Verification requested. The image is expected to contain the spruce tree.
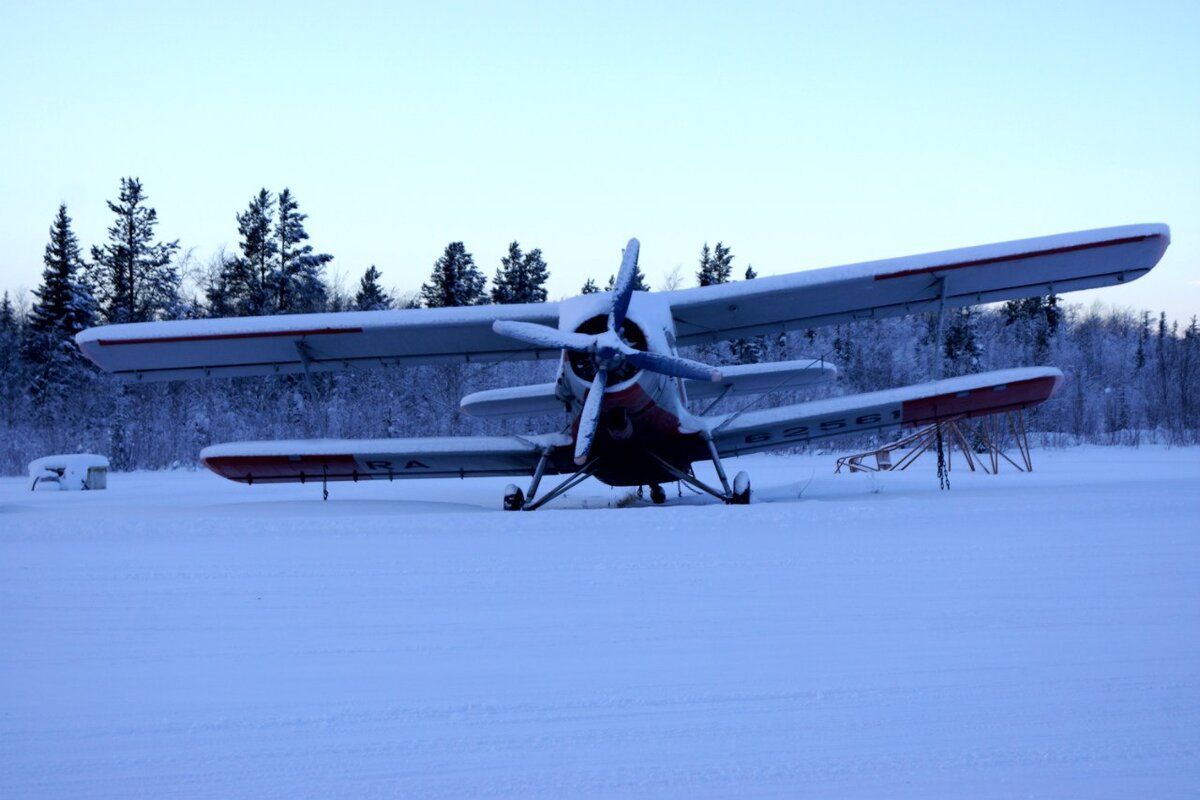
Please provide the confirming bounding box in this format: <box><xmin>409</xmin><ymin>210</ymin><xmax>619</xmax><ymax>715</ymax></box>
<box><xmin>697</xmin><ymin>241</ymin><xmax>734</xmax><ymax>286</ymax></box>
<box><xmin>0</xmin><ymin>291</ymin><xmax>14</xmax><ymax>335</ymax></box>
<box><xmin>422</xmin><ymin>242</ymin><xmax>486</xmax><ymax>307</ymax></box>
<box><xmin>580</xmin><ymin>278</ymin><xmax>599</xmax><ymax>294</ymax></box>
<box><xmin>491</xmin><ymin>241</ymin><xmax>550</xmax><ymax>304</ymax></box>
<box><xmin>275</xmin><ymin>188</ymin><xmax>332</xmax><ymax>313</ymax></box>
<box><xmin>28</xmin><ymin>204</ymin><xmax>94</xmax><ymax>341</ymax></box>
<box><xmin>24</xmin><ymin>205</ymin><xmax>97</xmax><ymax>404</ymax></box>
<box><xmin>223</xmin><ymin>189</ymin><xmax>277</xmax><ymax>315</ymax></box>
<box><xmin>355</xmin><ymin>265</ymin><xmax>392</xmax><ymax>310</ymax></box>
<box><xmin>90</xmin><ymin>177</ymin><xmax>181</xmax><ymax>323</ymax></box>
<box><xmin>942</xmin><ymin>306</ymin><xmax>983</xmax><ymax>374</ymax></box>
<box><xmin>604</xmin><ymin>267</ymin><xmax>650</xmax><ymax>292</ymax></box>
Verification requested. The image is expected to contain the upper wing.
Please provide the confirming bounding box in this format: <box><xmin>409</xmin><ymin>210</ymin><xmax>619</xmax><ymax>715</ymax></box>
<box><xmin>75</xmin><ymin>302</ymin><xmax>561</xmax><ymax>381</ymax></box>
<box><xmin>201</xmin><ymin>432</ymin><xmax>571</xmax><ymax>484</ymax></box>
<box><xmin>669</xmin><ymin>224</ymin><xmax>1169</xmax><ymax>345</ymax></box>
<box><xmin>709</xmin><ymin>367</ymin><xmax>1062</xmax><ymax>458</ymax></box>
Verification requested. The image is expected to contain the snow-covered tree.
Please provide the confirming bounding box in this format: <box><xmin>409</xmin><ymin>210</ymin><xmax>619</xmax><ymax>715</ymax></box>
<box><xmin>491</xmin><ymin>241</ymin><xmax>549</xmax><ymax>304</ymax></box>
<box><xmin>354</xmin><ymin>265</ymin><xmax>392</xmax><ymax>310</ymax></box>
<box><xmin>942</xmin><ymin>306</ymin><xmax>983</xmax><ymax>374</ymax></box>
<box><xmin>422</xmin><ymin>242</ymin><xmax>486</xmax><ymax>307</ymax></box>
<box><xmin>90</xmin><ymin>177</ymin><xmax>181</xmax><ymax>323</ymax></box>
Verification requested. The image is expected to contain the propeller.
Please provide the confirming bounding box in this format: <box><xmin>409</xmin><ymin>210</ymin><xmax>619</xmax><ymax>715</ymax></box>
<box><xmin>492</xmin><ymin>238</ymin><xmax>724</xmax><ymax>465</ymax></box>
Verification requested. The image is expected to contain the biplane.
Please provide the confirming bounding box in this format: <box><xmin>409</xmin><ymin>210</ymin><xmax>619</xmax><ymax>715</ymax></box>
<box><xmin>76</xmin><ymin>224</ymin><xmax>1169</xmax><ymax>509</ymax></box>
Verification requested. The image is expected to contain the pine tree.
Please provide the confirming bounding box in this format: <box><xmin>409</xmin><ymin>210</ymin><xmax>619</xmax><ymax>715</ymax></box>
<box><xmin>223</xmin><ymin>189</ymin><xmax>277</xmax><ymax>315</ymax></box>
<box><xmin>580</xmin><ymin>278</ymin><xmax>599</xmax><ymax>294</ymax></box>
<box><xmin>355</xmin><ymin>265</ymin><xmax>392</xmax><ymax>310</ymax></box>
<box><xmin>604</xmin><ymin>267</ymin><xmax>650</xmax><ymax>292</ymax></box>
<box><xmin>942</xmin><ymin>306</ymin><xmax>983</xmax><ymax>374</ymax></box>
<box><xmin>0</xmin><ymin>291</ymin><xmax>15</xmax><ymax>335</ymax></box>
<box><xmin>490</xmin><ymin>241</ymin><xmax>550</xmax><ymax>304</ymax></box>
<box><xmin>90</xmin><ymin>177</ymin><xmax>181</xmax><ymax>324</ymax></box>
<box><xmin>744</xmin><ymin>264</ymin><xmax>757</xmax><ymax>280</ymax></box>
<box><xmin>275</xmin><ymin>188</ymin><xmax>332</xmax><ymax>313</ymax></box>
<box><xmin>28</xmin><ymin>204</ymin><xmax>94</xmax><ymax>341</ymax></box>
<box><xmin>422</xmin><ymin>242</ymin><xmax>486</xmax><ymax>307</ymax></box>
<box><xmin>24</xmin><ymin>205</ymin><xmax>96</xmax><ymax>404</ymax></box>
<box><xmin>697</xmin><ymin>241</ymin><xmax>734</xmax><ymax>286</ymax></box>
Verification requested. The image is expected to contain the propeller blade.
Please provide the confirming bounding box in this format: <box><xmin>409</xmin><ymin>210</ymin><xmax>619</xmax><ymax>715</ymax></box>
<box><xmin>574</xmin><ymin>369</ymin><xmax>607</xmax><ymax>465</ymax></box>
<box><xmin>608</xmin><ymin>238</ymin><xmax>641</xmax><ymax>331</ymax></box>
<box><xmin>493</xmin><ymin>319</ymin><xmax>595</xmax><ymax>352</ymax></box>
<box><xmin>624</xmin><ymin>349</ymin><xmax>724</xmax><ymax>383</ymax></box>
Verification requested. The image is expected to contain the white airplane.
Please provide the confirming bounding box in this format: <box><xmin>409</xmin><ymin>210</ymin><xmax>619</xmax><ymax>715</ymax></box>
<box><xmin>76</xmin><ymin>224</ymin><xmax>1169</xmax><ymax>509</ymax></box>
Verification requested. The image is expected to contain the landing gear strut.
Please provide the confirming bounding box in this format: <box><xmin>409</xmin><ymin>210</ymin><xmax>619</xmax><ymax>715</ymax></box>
<box><xmin>643</xmin><ymin>434</ymin><xmax>751</xmax><ymax>506</ymax></box>
<box><xmin>503</xmin><ymin>450</ymin><xmax>604</xmax><ymax>511</ymax></box>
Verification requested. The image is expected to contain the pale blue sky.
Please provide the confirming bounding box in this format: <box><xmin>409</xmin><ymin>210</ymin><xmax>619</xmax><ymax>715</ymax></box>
<box><xmin>2</xmin><ymin>0</ymin><xmax>1197</xmax><ymax>320</ymax></box>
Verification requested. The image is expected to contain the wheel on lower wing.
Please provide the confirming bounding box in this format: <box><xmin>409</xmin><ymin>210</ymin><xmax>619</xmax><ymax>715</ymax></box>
<box><xmin>503</xmin><ymin>484</ymin><xmax>525</xmax><ymax>511</ymax></box>
<box><xmin>649</xmin><ymin>483</ymin><xmax>667</xmax><ymax>505</ymax></box>
<box><xmin>729</xmin><ymin>471</ymin><xmax>751</xmax><ymax>505</ymax></box>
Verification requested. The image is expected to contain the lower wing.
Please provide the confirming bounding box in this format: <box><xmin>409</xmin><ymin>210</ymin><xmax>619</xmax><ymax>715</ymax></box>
<box><xmin>201</xmin><ymin>433</ymin><xmax>571</xmax><ymax>484</ymax></box>
<box><xmin>708</xmin><ymin>367</ymin><xmax>1062</xmax><ymax>458</ymax></box>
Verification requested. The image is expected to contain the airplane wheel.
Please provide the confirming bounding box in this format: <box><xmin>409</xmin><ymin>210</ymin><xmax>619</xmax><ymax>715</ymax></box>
<box><xmin>729</xmin><ymin>471</ymin><xmax>751</xmax><ymax>505</ymax></box>
<box><xmin>649</xmin><ymin>484</ymin><xmax>667</xmax><ymax>505</ymax></box>
<box><xmin>503</xmin><ymin>484</ymin><xmax>525</xmax><ymax>511</ymax></box>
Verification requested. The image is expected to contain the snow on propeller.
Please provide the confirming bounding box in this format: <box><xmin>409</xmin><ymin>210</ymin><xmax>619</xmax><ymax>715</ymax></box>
<box><xmin>76</xmin><ymin>224</ymin><xmax>1170</xmax><ymax>510</ymax></box>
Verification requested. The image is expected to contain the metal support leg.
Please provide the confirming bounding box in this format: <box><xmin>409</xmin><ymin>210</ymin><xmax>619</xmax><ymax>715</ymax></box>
<box><xmin>526</xmin><ymin>448</ymin><xmax>552</xmax><ymax>504</ymax></box>
<box><xmin>703</xmin><ymin>433</ymin><xmax>733</xmax><ymax>496</ymax></box>
<box><xmin>645</xmin><ymin>451</ymin><xmax>729</xmax><ymax>502</ymax></box>
<box><xmin>524</xmin><ymin>456</ymin><xmax>603</xmax><ymax>511</ymax></box>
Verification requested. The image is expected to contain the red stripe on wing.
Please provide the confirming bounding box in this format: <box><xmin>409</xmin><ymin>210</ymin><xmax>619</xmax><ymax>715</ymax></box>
<box><xmin>901</xmin><ymin>374</ymin><xmax>1062</xmax><ymax>426</ymax></box>
<box><xmin>203</xmin><ymin>454</ymin><xmax>368</xmax><ymax>484</ymax></box>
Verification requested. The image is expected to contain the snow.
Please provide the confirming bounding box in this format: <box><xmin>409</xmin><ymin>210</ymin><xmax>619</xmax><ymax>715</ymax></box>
<box><xmin>2</xmin><ymin>445</ymin><xmax>1198</xmax><ymax>798</ymax></box>
<box><xmin>26</xmin><ymin>453</ymin><xmax>109</xmax><ymax>491</ymax></box>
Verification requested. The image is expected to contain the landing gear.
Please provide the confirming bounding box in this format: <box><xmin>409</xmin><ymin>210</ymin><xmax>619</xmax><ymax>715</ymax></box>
<box><xmin>503</xmin><ymin>484</ymin><xmax>525</xmax><ymax>511</ymax></box>
<box><xmin>642</xmin><ymin>434</ymin><xmax>752</xmax><ymax>506</ymax></box>
<box><xmin>649</xmin><ymin>483</ymin><xmax>667</xmax><ymax>505</ymax></box>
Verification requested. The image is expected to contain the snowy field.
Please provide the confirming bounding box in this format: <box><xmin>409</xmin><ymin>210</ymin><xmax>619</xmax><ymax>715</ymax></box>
<box><xmin>2</xmin><ymin>446</ymin><xmax>1198</xmax><ymax>798</ymax></box>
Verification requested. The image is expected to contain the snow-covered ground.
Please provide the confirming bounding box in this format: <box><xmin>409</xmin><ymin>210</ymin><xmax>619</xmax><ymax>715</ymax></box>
<box><xmin>2</xmin><ymin>446</ymin><xmax>1198</xmax><ymax>798</ymax></box>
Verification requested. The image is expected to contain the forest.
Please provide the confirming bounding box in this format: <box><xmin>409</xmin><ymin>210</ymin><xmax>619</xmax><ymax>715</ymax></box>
<box><xmin>2</xmin><ymin>177</ymin><xmax>1197</xmax><ymax>475</ymax></box>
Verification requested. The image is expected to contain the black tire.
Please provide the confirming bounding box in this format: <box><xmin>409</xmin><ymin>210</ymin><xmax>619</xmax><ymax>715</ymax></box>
<box><xmin>503</xmin><ymin>485</ymin><xmax>525</xmax><ymax>511</ymax></box>
<box><xmin>649</xmin><ymin>484</ymin><xmax>667</xmax><ymax>505</ymax></box>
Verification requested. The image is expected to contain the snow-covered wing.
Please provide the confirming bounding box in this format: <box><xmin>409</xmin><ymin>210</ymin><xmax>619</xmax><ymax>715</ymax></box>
<box><xmin>76</xmin><ymin>303</ymin><xmax>561</xmax><ymax>381</ymax></box>
<box><xmin>669</xmin><ymin>225</ymin><xmax>1169</xmax><ymax>345</ymax></box>
<box><xmin>709</xmin><ymin>367</ymin><xmax>1063</xmax><ymax>458</ymax></box>
<box><xmin>460</xmin><ymin>382</ymin><xmax>565</xmax><ymax>418</ymax></box>
<box><xmin>201</xmin><ymin>433</ymin><xmax>572</xmax><ymax>484</ymax></box>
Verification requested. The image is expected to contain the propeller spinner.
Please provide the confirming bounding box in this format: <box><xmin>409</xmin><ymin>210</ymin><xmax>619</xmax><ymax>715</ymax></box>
<box><xmin>493</xmin><ymin>238</ymin><xmax>723</xmax><ymax>465</ymax></box>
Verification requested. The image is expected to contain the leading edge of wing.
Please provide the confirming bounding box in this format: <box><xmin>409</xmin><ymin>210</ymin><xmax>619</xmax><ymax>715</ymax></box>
<box><xmin>201</xmin><ymin>432</ymin><xmax>572</xmax><ymax>484</ymax></box>
<box><xmin>709</xmin><ymin>367</ymin><xmax>1063</xmax><ymax>458</ymax></box>
<box><xmin>75</xmin><ymin>302</ymin><xmax>561</xmax><ymax>381</ymax></box>
<box><xmin>668</xmin><ymin>223</ymin><xmax>1169</xmax><ymax>345</ymax></box>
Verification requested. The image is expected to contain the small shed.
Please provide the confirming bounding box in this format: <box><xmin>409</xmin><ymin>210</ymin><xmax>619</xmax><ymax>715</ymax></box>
<box><xmin>29</xmin><ymin>454</ymin><xmax>109</xmax><ymax>491</ymax></box>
